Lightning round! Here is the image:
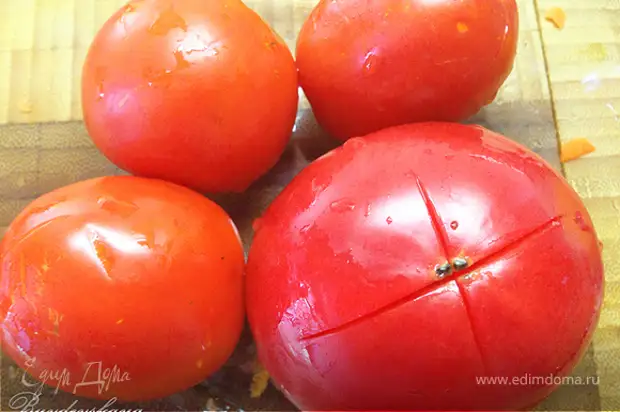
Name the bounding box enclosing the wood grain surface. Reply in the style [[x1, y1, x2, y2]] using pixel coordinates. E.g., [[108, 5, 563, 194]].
[[535, 1, 620, 410], [0, 0, 618, 410]]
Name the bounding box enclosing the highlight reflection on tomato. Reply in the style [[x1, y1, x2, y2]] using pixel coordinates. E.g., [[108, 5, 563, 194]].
[[0, 176, 245, 401], [246, 123, 604, 411], [296, 0, 519, 140], [82, 0, 298, 194]]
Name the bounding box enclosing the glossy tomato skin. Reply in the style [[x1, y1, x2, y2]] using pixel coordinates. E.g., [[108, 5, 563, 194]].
[[246, 123, 604, 410], [0, 176, 245, 401], [296, 0, 518, 141], [82, 0, 298, 194]]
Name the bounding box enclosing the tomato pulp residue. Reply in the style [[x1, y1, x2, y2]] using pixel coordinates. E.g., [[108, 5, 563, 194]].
[[560, 138, 596, 163], [545, 7, 566, 30], [173, 50, 191, 70]]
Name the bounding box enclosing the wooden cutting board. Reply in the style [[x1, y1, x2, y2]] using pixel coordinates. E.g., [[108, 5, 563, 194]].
[[0, 0, 619, 410]]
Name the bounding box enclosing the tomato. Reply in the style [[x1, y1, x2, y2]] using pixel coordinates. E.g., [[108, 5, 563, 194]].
[[0, 176, 245, 401], [82, 0, 298, 194], [246, 123, 604, 410], [296, 0, 519, 141]]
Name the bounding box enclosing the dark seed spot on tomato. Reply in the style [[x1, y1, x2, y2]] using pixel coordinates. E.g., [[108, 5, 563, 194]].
[[452, 257, 468, 271], [435, 262, 452, 278]]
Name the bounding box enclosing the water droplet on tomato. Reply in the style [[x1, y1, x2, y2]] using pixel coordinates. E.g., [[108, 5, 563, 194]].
[[573, 211, 591, 231], [364, 203, 371, 218], [300, 224, 312, 234], [363, 50, 378, 74], [386, 216, 393, 225], [343, 137, 366, 151], [94, 66, 107, 101], [148, 7, 187, 36], [330, 199, 356, 212], [96, 82, 105, 101], [311, 175, 332, 195], [450, 221, 459, 230], [462, 272, 475, 281]]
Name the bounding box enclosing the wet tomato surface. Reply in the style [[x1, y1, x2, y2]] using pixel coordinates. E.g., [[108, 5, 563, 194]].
[[82, 0, 298, 194], [246, 123, 604, 410], [0, 176, 245, 401], [296, 0, 519, 140]]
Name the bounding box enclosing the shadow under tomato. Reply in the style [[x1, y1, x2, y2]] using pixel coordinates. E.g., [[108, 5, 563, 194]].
[[208, 108, 341, 256]]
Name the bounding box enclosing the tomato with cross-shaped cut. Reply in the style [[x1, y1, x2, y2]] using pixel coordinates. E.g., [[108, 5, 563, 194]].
[[246, 122, 604, 411]]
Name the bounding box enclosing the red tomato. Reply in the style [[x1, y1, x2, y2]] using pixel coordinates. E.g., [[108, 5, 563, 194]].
[[296, 0, 519, 141], [0, 176, 245, 401], [82, 0, 298, 194], [246, 123, 604, 410]]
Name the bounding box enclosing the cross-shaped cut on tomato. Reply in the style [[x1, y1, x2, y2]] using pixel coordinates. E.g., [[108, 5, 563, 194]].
[[246, 123, 603, 411]]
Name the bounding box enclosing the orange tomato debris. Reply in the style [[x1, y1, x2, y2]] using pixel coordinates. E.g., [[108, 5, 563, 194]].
[[545, 7, 566, 30], [560, 138, 596, 163], [456, 22, 469, 33]]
